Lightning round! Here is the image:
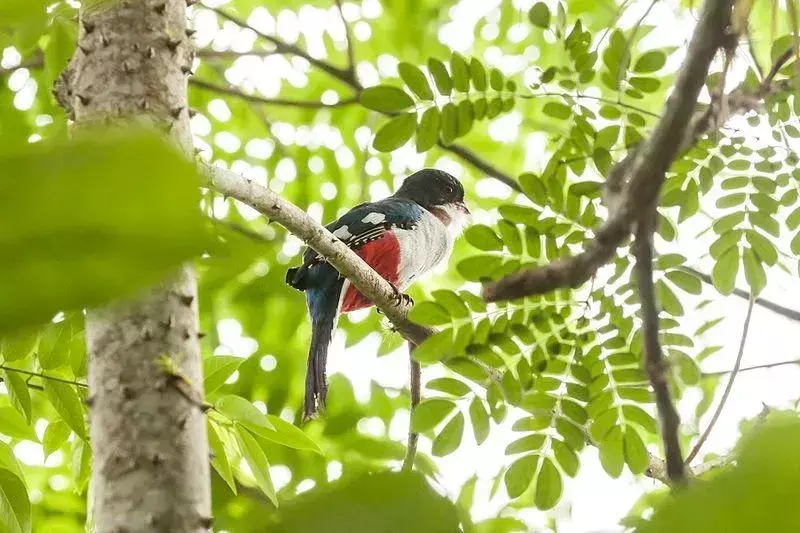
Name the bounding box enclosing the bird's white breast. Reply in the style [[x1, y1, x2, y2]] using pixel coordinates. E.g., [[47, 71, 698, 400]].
[[393, 204, 468, 290]]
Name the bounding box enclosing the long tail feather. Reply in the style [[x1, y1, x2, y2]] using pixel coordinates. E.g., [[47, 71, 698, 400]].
[[302, 284, 341, 421]]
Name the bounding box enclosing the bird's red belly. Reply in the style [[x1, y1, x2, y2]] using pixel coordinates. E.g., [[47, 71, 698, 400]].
[[340, 232, 400, 312]]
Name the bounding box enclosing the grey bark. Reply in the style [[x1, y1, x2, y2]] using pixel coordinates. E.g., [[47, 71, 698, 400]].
[[62, 1, 211, 531]]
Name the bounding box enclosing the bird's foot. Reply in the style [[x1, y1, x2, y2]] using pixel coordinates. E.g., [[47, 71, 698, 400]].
[[389, 283, 414, 307]]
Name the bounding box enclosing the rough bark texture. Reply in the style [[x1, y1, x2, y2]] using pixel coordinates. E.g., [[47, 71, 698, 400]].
[[65, 1, 211, 531]]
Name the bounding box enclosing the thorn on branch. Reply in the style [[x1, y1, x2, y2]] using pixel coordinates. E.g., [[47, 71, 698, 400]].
[[186, 28, 197, 37], [154, 2, 166, 14], [78, 44, 92, 55], [77, 94, 91, 106], [166, 37, 182, 52], [170, 106, 184, 119], [100, 33, 110, 47], [82, 20, 95, 34]]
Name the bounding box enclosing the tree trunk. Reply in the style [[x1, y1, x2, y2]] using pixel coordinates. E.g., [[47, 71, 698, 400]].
[[63, 1, 211, 531]]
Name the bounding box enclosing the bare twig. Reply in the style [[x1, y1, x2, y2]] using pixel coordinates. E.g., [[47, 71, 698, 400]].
[[763, 46, 795, 86], [402, 342, 421, 472], [524, 91, 661, 118], [704, 358, 800, 376], [0, 51, 44, 75], [482, 0, 737, 303], [190, 78, 357, 109], [204, 5, 361, 89], [0, 376, 44, 391], [196, 49, 281, 60], [0, 364, 88, 388], [686, 266, 800, 322], [685, 296, 755, 464], [438, 142, 521, 192], [635, 211, 686, 486], [333, 0, 357, 79]]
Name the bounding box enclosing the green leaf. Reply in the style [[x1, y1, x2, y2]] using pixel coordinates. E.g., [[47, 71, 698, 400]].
[[432, 412, 465, 457], [0, 442, 30, 533], [665, 270, 702, 295], [411, 398, 457, 433], [427, 58, 452, 95], [0, 130, 207, 332], [408, 301, 451, 326], [633, 50, 667, 72], [431, 290, 470, 319], [398, 62, 434, 100], [599, 426, 624, 477], [359, 85, 414, 112], [0, 406, 36, 442], [427, 377, 471, 397], [542, 102, 571, 120], [505, 454, 538, 498], [450, 52, 471, 92], [235, 427, 277, 505], [413, 329, 453, 364], [623, 428, 649, 474], [243, 415, 323, 455], [0, 330, 37, 362], [216, 395, 275, 430], [464, 225, 503, 251], [642, 413, 800, 533], [208, 421, 237, 494], [469, 397, 490, 445], [457, 100, 474, 137], [268, 471, 459, 533], [505, 435, 546, 455], [469, 58, 487, 91], [373, 114, 416, 152], [440, 103, 459, 144], [528, 2, 551, 28], [552, 439, 579, 477], [716, 193, 746, 208], [43, 381, 85, 440], [791, 231, 800, 256], [490, 68, 504, 91], [712, 246, 739, 295], [203, 356, 243, 395], [415, 107, 440, 153], [42, 421, 70, 460], [2, 371, 31, 423], [742, 247, 767, 295], [535, 457, 562, 510], [457, 255, 503, 282]]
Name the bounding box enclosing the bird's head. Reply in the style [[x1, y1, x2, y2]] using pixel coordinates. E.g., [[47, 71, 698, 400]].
[[395, 168, 470, 218]]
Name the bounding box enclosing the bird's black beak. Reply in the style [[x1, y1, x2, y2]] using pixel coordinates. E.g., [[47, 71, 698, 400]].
[[456, 201, 470, 215]]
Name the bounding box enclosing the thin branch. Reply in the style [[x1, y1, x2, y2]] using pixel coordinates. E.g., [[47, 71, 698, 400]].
[[190, 78, 357, 109], [635, 212, 686, 486], [0, 364, 88, 388], [0, 51, 44, 75], [204, 5, 361, 89], [686, 296, 756, 464], [333, 0, 357, 79], [196, 49, 281, 60], [0, 376, 44, 391], [439, 142, 521, 191], [526, 92, 660, 118], [482, 0, 737, 303], [764, 46, 795, 86], [402, 342, 421, 472], [686, 266, 800, 322], [704, 358, 800, 376]]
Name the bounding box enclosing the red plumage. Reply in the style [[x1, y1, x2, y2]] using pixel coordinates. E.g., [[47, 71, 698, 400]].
[[340, 231, 401, 312]]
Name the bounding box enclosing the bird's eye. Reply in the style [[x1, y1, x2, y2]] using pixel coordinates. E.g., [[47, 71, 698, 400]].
[[446, 185, 454, 194]]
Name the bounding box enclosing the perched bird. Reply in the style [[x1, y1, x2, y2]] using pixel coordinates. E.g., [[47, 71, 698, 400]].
[[286, 168, 469, 420]]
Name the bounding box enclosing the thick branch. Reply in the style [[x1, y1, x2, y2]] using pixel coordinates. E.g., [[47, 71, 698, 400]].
[[482, 0, 736, 303], [190, 78, 357, 109], [685, 296, 755, 464], [635, 213, 686, 486]]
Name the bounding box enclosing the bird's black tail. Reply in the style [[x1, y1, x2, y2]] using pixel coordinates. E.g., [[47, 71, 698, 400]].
[[302, 285, 341, 421]]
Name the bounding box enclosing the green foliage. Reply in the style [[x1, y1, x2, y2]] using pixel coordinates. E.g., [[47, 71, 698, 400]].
[[641, 413, 800, 532], [0, 130, 207, 332], [3, 0, 800, 531]]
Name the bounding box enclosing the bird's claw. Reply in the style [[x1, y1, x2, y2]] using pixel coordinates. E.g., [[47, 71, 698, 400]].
[[389, 284, 414, 307]]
